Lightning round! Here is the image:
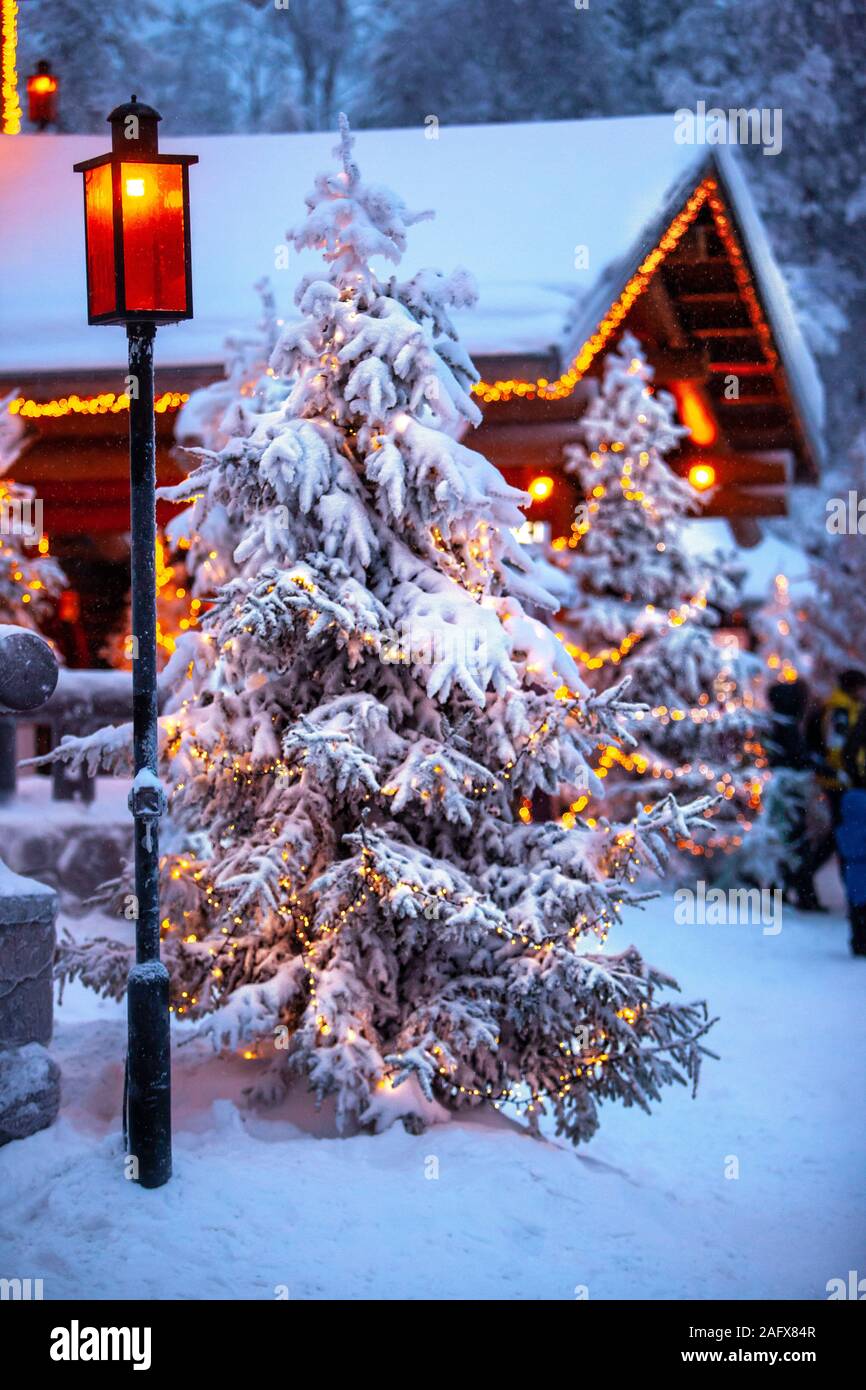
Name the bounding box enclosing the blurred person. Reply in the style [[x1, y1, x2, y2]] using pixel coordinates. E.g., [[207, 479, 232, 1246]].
[[807, 668, 866, 877], [838, 707, 866, 955], [765, 678, 823, 911]]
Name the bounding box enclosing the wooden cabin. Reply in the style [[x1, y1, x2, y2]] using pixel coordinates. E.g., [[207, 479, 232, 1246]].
[[0, 117, 824, 663]]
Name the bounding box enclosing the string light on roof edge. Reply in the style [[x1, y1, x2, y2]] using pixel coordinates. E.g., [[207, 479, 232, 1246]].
[[4, 180, 778, 425], [8, 390, 189, 419], [471, 176, 778, 406], [472, 181, 712, 404]]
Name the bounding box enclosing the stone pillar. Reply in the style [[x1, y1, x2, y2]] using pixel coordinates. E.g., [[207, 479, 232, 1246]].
[[0, 862, 58, 1047], [0, 862, 60, 1145]]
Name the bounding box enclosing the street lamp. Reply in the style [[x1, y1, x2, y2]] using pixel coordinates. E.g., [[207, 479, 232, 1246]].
[[26, 59, 58, 129], [73, 97, 198, 1189]]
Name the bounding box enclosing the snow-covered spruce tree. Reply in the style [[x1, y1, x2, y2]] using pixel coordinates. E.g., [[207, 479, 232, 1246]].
[[720, 575, 813, 890], [753, 572, 810, 688], [555, 333, 763, 864], [52, 122, 715, 1144], [175, 277, 287, 457], [801, 425, 866, 690], [0, 391, 65, 630]]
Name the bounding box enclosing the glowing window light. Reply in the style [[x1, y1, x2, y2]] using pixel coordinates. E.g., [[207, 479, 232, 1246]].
[[528, 474, 554, 502], [671, 381, 717, 446], [688, 463, 717, 491]]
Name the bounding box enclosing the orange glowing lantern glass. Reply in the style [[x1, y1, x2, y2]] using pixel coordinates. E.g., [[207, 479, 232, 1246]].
[[73, 96, 197, 326], [26, 60, 58, 128]]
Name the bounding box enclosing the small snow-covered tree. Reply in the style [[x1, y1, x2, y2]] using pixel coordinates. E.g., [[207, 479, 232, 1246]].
[[102, 532, 203, 672], [50, 123, 715, 1145], [801, 426, 866, 690], [727, 585, 813, 892], [754, 572, 810, 688], [555, 334, 762, 864], [0, 392, 65, 631]]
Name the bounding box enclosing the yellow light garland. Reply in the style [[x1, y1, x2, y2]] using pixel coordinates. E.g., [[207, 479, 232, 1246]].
[[7, 390, 189, 419], [471, 176, 778, 405], [1, 0, 21, 136]]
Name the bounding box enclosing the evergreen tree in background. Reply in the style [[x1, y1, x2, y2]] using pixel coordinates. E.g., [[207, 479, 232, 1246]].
[[725, 579, 813, 893], [51, 123, 714, 1144], [0, 391, 65, 631], [753, 573, 809, 690], [555, 333, 763, 867], [175, 278, 286, 457], [102, 533, 203, 672], [800, 426, 866, 690]]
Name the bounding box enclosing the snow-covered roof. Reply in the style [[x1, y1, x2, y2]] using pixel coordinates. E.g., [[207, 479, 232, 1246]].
[[714, 151, 825, 457], [680, 517, 812, 604], [0, 116, 823, 456]]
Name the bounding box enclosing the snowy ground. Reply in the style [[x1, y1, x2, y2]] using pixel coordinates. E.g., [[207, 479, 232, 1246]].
[[1, 868, 863, 1301]]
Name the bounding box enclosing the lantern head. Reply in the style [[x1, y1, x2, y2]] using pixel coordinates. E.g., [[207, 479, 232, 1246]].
[[26, 60, 58, 128], [73, 96, 198, 326]]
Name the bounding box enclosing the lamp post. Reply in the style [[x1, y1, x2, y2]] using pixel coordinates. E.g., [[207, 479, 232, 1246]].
[[74, 98, 197, 1189]]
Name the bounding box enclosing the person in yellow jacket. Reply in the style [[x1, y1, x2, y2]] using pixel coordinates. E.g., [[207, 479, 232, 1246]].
[[816, 671, 866, 792]]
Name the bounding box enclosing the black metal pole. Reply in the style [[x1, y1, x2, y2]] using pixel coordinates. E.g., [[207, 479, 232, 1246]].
[[125, 323, 171, 1188]]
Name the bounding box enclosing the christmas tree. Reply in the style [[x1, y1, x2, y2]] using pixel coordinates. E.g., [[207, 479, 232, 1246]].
[[555, 333, 763, 864], [0, 391, 65, 631], [102, 532, 203, 671], [754, 573, 809, 688], [52, 123, 715, 1144], [723, 578, 813, 892]]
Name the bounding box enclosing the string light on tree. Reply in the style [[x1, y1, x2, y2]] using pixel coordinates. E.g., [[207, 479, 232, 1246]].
[[48, 117, 716, 1149], [554, 330, 763, 859]]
